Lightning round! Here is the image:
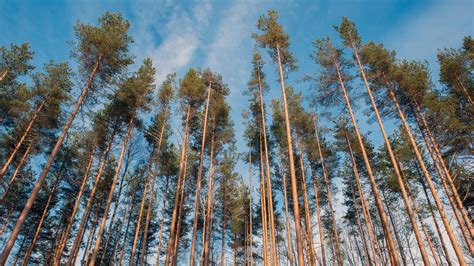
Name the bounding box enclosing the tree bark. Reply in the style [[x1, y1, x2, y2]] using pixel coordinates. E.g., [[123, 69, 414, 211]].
[[455, 75, 474, 108], [0, 58, 101, 264], [89, 115, 135, 265], [276, 45, 304, 266], [258, 131, 269, 265], [350, 182, 372, 265], [203, 133, 216, 265], [155, 178, 170, 266], [279, 155, 295, 265], [333, 58, 399, 265], [248, 151, 253, 266], [2, 141, 33, 199]]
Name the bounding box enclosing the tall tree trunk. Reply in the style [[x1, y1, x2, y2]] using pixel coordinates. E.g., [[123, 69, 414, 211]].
[[221, 188, 227, 266], [455, 75, 474, 107], [155, 178, 170, 266], [0, 207, 13, 238], [279, 156, 295, 265], [276, 45, 304, 265], [2, 140, 33, 199], [189, 83, 212, 266], [82, 202, 101, 265], [333, 58, 399, 265], [314, 121, 343, 265], [21, 178, 59, 265], [66, 123, 118, 266], [257, 72, 278, 265], [203, 133, 216, 265], [383, 84, 468, 263], [345, 131, 379, 265], [0, 58, 100, 264], [310, 164, 326, 266], [111, 186, 137, 264], [414, 100, 474, 240], [350, 41, 430, 265], [129, 149, 156, 265], [350, 182, 372, 266], [140, 103, 169, 266], [13, 227, 30, 266], [118, 194, 136, 266], [258, 131, 269, 265], [89, 115, 135, 265], [248, 151, 253, 266], [164, 105, 190, 266], [0, 97, 46, 179], [0, 69, 8, 82], [53, 140, 97, 263], [295, 135, 317, 265]]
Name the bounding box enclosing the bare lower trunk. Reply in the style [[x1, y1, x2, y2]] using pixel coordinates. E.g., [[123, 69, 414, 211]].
[[248, 152, 253, 266], [2, 141, 33, 199], [82, 202, 101, 265], [276, 45, 304, 265], [0, 59, 100, 264], [221, 200, 226, 266], [111, 188, 137, 264], [118, 195, 136, 265], [203, 134, 216, 265], [279, 156, 294, 265], [456, 75, 474, 107], [350, 182, 371, 265], [155, 179, 170, 266], [333, 58, 399, 265], [258, 132, 269, 265], [310, 165, 326, 266], [89, 116, 135, 265]]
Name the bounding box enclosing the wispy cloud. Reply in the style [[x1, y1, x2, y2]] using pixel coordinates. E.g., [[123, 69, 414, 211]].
[[131, 0, 212, 82]]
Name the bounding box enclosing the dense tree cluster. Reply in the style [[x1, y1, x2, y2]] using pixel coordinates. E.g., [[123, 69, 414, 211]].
[[0, 10, 472, 265]]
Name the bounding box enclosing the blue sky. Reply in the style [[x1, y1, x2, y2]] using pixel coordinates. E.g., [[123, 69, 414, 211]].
[[1, 0, 473, 178]]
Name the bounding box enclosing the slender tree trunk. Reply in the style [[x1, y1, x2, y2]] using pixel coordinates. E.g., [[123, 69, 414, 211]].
[[140, 103, 169, 266], [383, 85, 468, 263], [155, 178, 170, 266], [345, 132, 379, 265], [405, 179, 440, 265], [333, 58, 399, 265], [414, 100, 474, 239], [0, 58, 101, 264], [0, 69, 8, 82], [350, 182, 372, 265], [21, 179, 59, 265], [417, 171, 453, 266], [13, 228, 30, 266], [111, 187, 137, 264], [2, 141, 33, 199], [203, 133, 216, 265], [248, 151, 253, 266], [70, 202, 92, 265], [221, 188, 227, 266], [257, 72, 279, 265], [118, 193, 136, 266], [82, 202, 101, 265], [258, 131, 269, 265], [53, 141, 97, 263], [129, 149, 156, 265], [0, 207, 13, 238], [350, 42, 430, 265], [89, 115, 135, 265], [455, 75, 474, 107], [164, 105, 190, 266], [279, 156, 295, 265], [314, 121, 343, 265], [0, 97, 46, 178], [296, 135, 317, 265], [276, 45, 304, 266], [189, 83, 212, 266], [310, 164, 326, 266], [66, 123, 118, 266]]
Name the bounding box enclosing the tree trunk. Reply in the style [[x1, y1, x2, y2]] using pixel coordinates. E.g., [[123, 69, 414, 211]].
[[276, 45, 304, 266], [384, 84, 468, 263], [189, 83, 212, 266], [333, 58, 399, 265], [295, 135, 317, 265], [0, 58, 100, 264], [140, 103, 169, 266], [258, 131, 269, 265], [118, 193, 137, 265], [0, 207, 13, 238], [0, 97, 47, 179], [309, 164, 326, 266], [414, 100, 474, 240], [111, 186, 137, 264], [2, 140, 33, 199], [257, 72, 278, 265], [350, 42, 430, 265], [66, 123, 118, 266], [221, 188, 227, 266], [53, 141, 97, 263], [248, 151, 253, 266], [344, 131, 380, 265], [203, 133, 216, 265], [155, 178, 170, 266], [164, 105, 190, 265], [21, 178, 59, 265], [314, 121, 343, 265], [455, 75, 474, 107], [350, 182, 372, 265], [89, 115, 135, 265], [82, 201, 102, 265], [129, 149, 156, 265], [0, 69, 8, 82], [279, 155, 295, 265]]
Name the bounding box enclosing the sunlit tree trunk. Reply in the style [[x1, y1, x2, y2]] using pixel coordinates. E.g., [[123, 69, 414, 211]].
[[89, 115, 135, 264], [203, 133, 216, 265], [333, 58, 399, 265], [21, 179, 59, 265], [154, 178, 170, 266], [111, 187, 137, 264], [82, 201, 102, 265], [350, 182, 371, 265], [118, 194, 136, 265], [259, 131, 269, 265], [221, 187, 227, 266], [279, 156, 295, 265], [310, 164, 326, 266], [248, 151, 253, 266], [276, 45, 304, 265], [66, 124, 118, 266], [0, 59, 101, 264], [455, 76, 474, 107], [190, 83, 212, 266], [2, 141, 33, 198]]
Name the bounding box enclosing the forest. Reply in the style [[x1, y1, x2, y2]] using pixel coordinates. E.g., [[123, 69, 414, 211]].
[[0, 9, 473, 266]]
